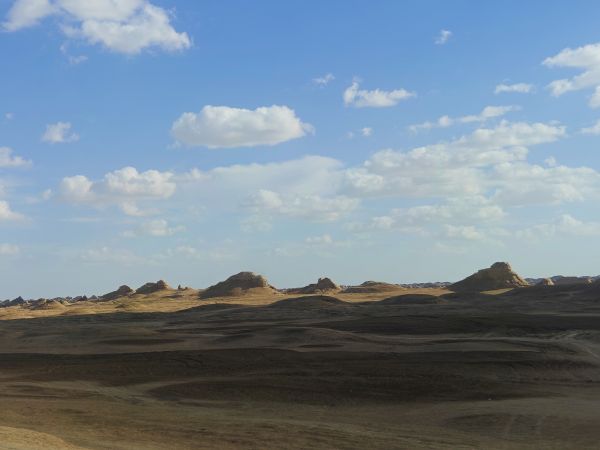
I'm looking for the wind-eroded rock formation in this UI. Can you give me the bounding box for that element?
[450,262,529,292]
[135,280,170,295]
[101,285,134,301]
[289,277,341,294]
[200,272,278,299]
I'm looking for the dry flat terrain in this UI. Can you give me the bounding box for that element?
[1,284,600,449]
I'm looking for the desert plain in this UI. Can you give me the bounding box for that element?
[1,265,600,449]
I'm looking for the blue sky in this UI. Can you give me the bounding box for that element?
[2,0,600,297]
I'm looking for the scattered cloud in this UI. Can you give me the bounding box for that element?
[313,73,335,86]
[41,122,79,144]
[361,127,373,137]
[517,214,600,240]
[409,105,519,132]
[305,234,334,245]
[80,246,149,265]
[343,80,415,108]
[344,120,570,203]
[3,0,191,54]
[60,166,176,215]
[0,200,24,222]
[495,83,534,94]
[544,42,600,107]
[581,119,600,135]
[5,113,14,120]
[244,189,358,222]
[435,29,452,45]
[171,105,313,148]
[0,243,20,255]
[124,219,185,237]
[0,147,31,168]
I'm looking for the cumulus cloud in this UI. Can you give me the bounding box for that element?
[544,42,600,107]
[171,105,314,148]
[313,73,335,86]
[343,80,415,108]
[244,189,358,222]
[60,166,176,215]
[0,147,31,168]
[409,105,519,132]
[3,0,191,54]
[495,83,534,94]
[435,29,452,45]
[41,122,79,144]
[344,120,569,202]
[0,201,24,222]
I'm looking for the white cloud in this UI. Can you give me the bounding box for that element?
[3,0,191,54]
[171,105,314,148]
[495,83,534,94]
[2,0,55,31]
[41,122,79,144]
[313,73,335,86]
[444,224,485,240]
[60,166,176,215]
[344,120,569,202]
[244,189,358,222]
[305,234,334,245]
[361,127,373,137]
[435,29,452,45]
[543,42,600,107]
[80,246,148,265]
[343,80,415,108]
[517,214,600,240]
[0,147,31,168]
[0,243,20,255]
[581,119,600,135]
[0,201,24,222]
[409,105,518,132]
[5,113,14,120]
[124,218,184,237]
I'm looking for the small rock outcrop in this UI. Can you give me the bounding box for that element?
[200,272,278,299]
[450,262,529,292]
[135,280,170,295]
[289,277,341,294]
[101,285,134,301]
[537,278,555,286]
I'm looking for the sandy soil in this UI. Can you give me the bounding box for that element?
[1,286,600,449]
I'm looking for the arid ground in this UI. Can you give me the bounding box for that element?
[1,284,600,449]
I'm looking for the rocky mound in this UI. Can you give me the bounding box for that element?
[537,278,555,286]
[101,285,134,301]
[450,262,529,292]
[135,280,170,295]
[289,277,341,294]
[30,299,66,310]
[200,272,278,299]
[343,280,401,294]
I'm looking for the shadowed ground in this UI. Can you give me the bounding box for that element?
[1,285,600,449]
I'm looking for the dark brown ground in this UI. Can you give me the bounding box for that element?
[1,285,600,449]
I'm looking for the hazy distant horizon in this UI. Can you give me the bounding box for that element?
[3,1,600,298]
